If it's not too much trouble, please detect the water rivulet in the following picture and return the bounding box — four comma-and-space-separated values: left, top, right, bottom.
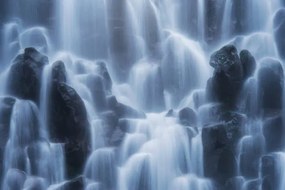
0, 0, 285, 190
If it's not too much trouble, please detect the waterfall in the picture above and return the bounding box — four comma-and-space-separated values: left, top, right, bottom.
0, 0, 285, 190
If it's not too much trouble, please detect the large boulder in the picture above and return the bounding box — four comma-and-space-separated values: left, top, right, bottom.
7, 47, 48, 103
48, 82, 90, 178
207, 45, 243, 107
257, 58, 284, 115
52, 60, 67, 83
209, 45, 243, 80
274, 8, 285, 59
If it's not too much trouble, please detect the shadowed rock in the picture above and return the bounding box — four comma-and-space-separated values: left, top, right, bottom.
7, 47, 48, 103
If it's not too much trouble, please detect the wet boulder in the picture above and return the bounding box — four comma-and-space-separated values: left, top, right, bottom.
52, 60, 67, 83
178, 107, 197, 126
209, 45, 243, 80
207, 45, 244, 107
48, 82, 90, 178
202, 112, 243, 184
274, 8, 285, 59
107, 96, 146, 119
263, 115, 284, 152
7, 47, 48, 103
240, 50, 256, 79
87, 74, 107, 112
165, 109, 175, 117
95, 61, 112, 94
261, 154, 280, 190
257, 58, 284, 114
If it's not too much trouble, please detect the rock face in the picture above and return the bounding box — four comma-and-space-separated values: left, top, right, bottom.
274, 8, 285, 59
207, 45, 254, 108
49, 63, 90, 178
7, 47, 48, 103
257, 58, 284, 115
203, 46, 255, 187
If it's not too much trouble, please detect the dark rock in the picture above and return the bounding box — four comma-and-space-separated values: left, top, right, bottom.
207, 45, 246, 107
116, 102, 146, 119
118, 119, 132, 132
23, 177, 48, 190
0, 97, 16, 148
52, 60, 67, 83
106, 95, 118, 109
210, 45, 243, 80
263, 115, 284, 152
0, 97, 16, 178
274, 8, 285, 59
7, 47, 48, 103
206, 71, 243, 107
96, 61, 112, 94
199, 103, 246, 127
178, 107, 197, 126
240, 50, 256, 79
53, 176, 86, 190
48, 82, 90, 178
257, 58, 284, 114
87, 74, 107, 112
261, 154, 280, 190
108, 96, 146, 119
202, 116, 242, 184
165, 109, 175, 117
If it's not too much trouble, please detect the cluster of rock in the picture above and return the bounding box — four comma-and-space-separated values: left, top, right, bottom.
202, 45, 285, 190
0, 47, 146, 189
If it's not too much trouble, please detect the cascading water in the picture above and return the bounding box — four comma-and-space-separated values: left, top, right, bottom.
0, 0, 285, 190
